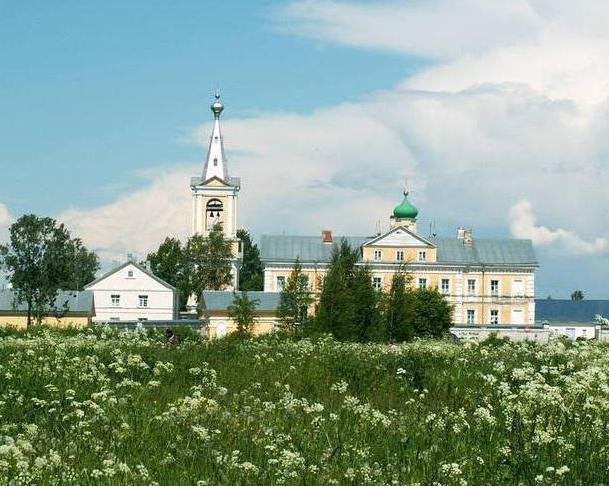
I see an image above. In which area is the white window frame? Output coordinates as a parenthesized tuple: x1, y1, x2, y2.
(418, 278, 427, 290)
(441, 278, 450, 294)
(467, 279, 476, 296)
(372, 276, 383, 291)
(373, 250, 382, 261)
(111, 294, 120, 307)
(490, 309, 499, 324)
(511, 308, 524, 325)
(139, 295, 149, 308)
(512, 278, 525, 297)
(490, 279, 500, 297)
(396, 250, 404, 262)
(418, 251, 427, 262)
(467, 309, 476, 324)
(276, 276, 286, 291)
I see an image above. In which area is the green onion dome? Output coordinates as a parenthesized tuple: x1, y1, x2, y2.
(393, 191, 418, 219)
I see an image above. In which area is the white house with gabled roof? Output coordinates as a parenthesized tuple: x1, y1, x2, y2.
(85, 261, 178, 322)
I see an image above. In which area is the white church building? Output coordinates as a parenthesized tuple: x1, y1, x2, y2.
(85, 261, 178, 322)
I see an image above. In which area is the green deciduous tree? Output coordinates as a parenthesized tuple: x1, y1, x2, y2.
(61, 239, 99, 291)
(187, 224, 234, 301)
(237, 229, 263, 291)
(410, 287, 454, 338)
(385, 272, 415, 342)
(147, 237, 191, 310)
(277, 259, 313, 334)
(0, 215, 99, 326)
(228, 292, 259, 336)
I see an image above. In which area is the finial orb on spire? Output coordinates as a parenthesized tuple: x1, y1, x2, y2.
(210, 91, 224, 118)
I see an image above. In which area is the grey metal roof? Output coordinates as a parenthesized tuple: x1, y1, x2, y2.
(536, 299, 609, 323)
(260, 234, 537, 266)
(0, 289, 94, 314)
(85, 261, 176, 292)
(259, 235, 371, 263)
(201, 291, 281, 312)
(432, 237, 537, 266)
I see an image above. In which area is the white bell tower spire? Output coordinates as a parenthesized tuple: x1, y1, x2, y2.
(203, 91, 228, 181)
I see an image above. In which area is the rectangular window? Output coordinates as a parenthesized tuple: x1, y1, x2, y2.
(139, 295, 148, 308)
(491, 279, 499, 296)
(127, 270, 134, 278)
(467, 309, 476, 324)
(396, 250, 404, 262)
(511, 309, 524, 324)
(418, 278, 427, 289)
(111, 294, 120, 307)
(372, 277, 383, 291)
(109, 317, 120, 322)
(276, 276, 286, 291)
(418, 251, 427, 262)
(467, 279, 476, 295)
(441, 278, 450, 294)
(490, 309, 499, 324)
(512, 279, 525, 297)
(374, 250, 382, 261)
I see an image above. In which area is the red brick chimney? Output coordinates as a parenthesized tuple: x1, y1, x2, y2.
(322, 230, 333, 243)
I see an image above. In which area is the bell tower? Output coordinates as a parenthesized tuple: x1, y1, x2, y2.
(191, 92, 240, 239)
(190, 92, 241, 288)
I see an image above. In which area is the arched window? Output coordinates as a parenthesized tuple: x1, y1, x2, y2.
(206, 199, 224, 230)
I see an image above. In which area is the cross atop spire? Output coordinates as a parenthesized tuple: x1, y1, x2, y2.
(203, 91, 228, 181)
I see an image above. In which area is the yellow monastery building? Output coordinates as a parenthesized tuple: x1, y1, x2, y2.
(196, 94, 538, 331)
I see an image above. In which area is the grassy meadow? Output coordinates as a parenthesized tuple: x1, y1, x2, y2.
(0, 327, 608, 485)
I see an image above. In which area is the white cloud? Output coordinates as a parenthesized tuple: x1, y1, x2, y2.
(277, 0, 541, 59)
(59, 169, 193, 261)
(509, 200, 608, 255)
(0, 203, 13, 243)
(52, 0, 609, 266)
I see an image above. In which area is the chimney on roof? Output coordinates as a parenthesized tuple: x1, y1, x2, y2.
(457, 227, 466, 239)
(322, 230, 333, 244)
(463, 229, 473, 247)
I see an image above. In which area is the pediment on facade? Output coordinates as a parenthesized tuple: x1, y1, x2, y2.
(364, 226, 436, 248)
(198, 176, 231, 187)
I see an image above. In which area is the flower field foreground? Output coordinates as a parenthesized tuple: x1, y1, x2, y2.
(1, 329, 608, 485)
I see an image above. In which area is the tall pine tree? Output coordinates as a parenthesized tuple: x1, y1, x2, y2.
(385, 272, 415, 342)
(314, 240, 384, 341)
(237, 229, 264, 291)
(277, 259, 313, 334)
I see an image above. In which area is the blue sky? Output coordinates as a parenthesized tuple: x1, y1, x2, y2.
(0, 1, 421, 214)
(2, 1, 609, 299)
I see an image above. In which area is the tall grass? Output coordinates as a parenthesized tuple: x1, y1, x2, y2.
(0, 327, 607, 484)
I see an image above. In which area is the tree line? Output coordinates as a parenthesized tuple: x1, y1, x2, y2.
(146, 227, 263, 310)
(0, 215, 99, 326)
(230, 240, 454, 342)
(1, 214, 452, 340)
